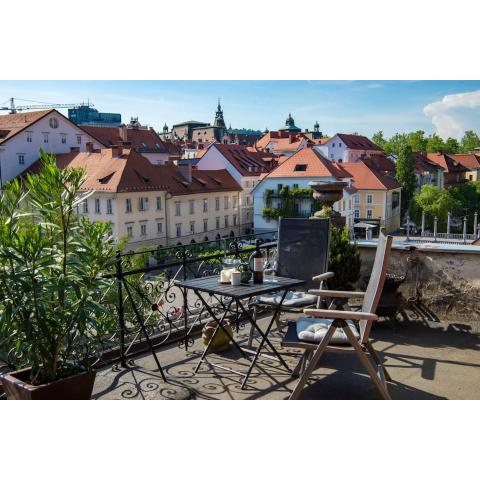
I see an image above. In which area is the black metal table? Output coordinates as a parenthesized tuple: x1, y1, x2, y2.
(175, 275, 306, 389)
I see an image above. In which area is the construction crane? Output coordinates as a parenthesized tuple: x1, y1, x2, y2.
(0, 97, 94, 114)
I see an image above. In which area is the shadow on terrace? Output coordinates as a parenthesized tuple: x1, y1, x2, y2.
(89, 235, 480, 400)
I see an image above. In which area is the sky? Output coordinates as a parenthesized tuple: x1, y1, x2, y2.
(1, 80, 480, 139)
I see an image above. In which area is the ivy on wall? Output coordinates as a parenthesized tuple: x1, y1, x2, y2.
(262, 186, 322, 220)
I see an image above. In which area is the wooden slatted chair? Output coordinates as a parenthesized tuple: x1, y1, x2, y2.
(282, 234, 393, 400)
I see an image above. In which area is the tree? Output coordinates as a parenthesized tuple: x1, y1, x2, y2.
(383, 132, 408, 156)
(414, 184, 461, 222)
(426, 134, 445, 153)
(395, 145, 417, 214)
(444, 137, 459, 154)
(406, 130, 427, 152)
(460, 130, 480, 153)
(372, 131, 386, 149)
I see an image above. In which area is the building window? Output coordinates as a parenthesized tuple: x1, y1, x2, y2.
(233, 196, 237, 209)
(216, 217, 220, 230)
(354, 209, 360, 219)
(26, 132, 32, 143)
(107, 199, 113, 215)
(233, 214, 237, 226)
(354, 194, 360, 204)
(77, 135, 82, 145)
(189, 199, 195, 214)
(127, 225, 133, 238)
(190, 221, 195, 234)
(17, 154, 25, 165)
(367, 209, 373, 219)
(157, 222, 163, 234)
(176, 223, 182, 237)
(224, 196, 229, 209)
(49, 117, 59, 129)
(367, 194, 373, 204)
(332, 143, 335, 147)
(126, 198, 132, 213)
(203, 198, 208, 212)
(139, 197, 149, 211)
(43, 133, 49, 144)
(339, 143, 342, 147)
(140, 224, 147, 236)
(175, 201, 181, 216)
(156, 196, 162, 210)
(203, 218, 208, 232)
(293, 183, 299, 189)
(277, 184, 283, 192)
(246, 211, 250, 220)
(215, 197, 220, 211)
(82, 199, 88, 213)
(224, 215, 229, 228)
(94, 198, 101, 214)
(61, 134, 67, 144)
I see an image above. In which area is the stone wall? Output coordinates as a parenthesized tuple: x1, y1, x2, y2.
(357, 242, 480, 323)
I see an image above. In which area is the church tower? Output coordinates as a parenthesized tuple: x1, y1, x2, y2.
(214, 99, 226, 129)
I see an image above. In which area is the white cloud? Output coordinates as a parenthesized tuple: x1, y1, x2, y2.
(423, 90, 480, 139)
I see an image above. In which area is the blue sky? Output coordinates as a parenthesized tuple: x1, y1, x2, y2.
(1, 80, 480, 139)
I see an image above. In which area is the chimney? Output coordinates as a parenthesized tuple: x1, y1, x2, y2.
(178, 163, 192, 182)
(70, 147, 80, 153)
(111, 146, 122, 158)
(85, 141, 94, 153)
(119, 124, 128, 142)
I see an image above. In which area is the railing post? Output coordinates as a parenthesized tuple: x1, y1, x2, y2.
(116, 252, 127, 368)
(463, 216, 467, 244)
(421, 210, 426, 237)
(474, 211, 478, 238)
(434, 216, 438, 242)
(447, 212, 451, 238)
(406, 214, 410, 241)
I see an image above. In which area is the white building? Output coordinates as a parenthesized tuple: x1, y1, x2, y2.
(314, 133, 383, 163)
(252, 147, 352, 232)
(195, 143, 277, 234)
(0, 109, 104, 185)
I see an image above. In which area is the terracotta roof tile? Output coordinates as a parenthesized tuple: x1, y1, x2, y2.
(0, 110, 54, 144)
(335, 133, 383, 151)
(265, 147, 341, 178)
(448, 153, 480, 171)
(338, 162, 400, 190)
(426, 152, 469, 173)
(211, 143, 276, 176)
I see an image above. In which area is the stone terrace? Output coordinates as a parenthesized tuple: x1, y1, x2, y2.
(92, 306, 480, 400)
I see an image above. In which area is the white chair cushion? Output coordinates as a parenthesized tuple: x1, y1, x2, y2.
(257, 291, 317, 307)
(296, 317, 359, 344)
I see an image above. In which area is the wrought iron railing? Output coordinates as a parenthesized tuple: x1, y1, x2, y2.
(102, 231, 279, 369)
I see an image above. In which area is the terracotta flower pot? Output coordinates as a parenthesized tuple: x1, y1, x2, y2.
(202, 321, 233, 353)
(1, 367, 96, 400)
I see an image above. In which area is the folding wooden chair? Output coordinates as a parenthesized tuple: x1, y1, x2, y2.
(282, 234, 393, 400)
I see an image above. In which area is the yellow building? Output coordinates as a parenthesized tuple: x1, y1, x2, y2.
(28, 146, 241, 249)
(339, 161, 402, 234)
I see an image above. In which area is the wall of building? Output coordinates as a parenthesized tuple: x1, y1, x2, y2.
(165, 191, 241, 245)
(357, 241, 480, 324)
(0, 111, 103, 184)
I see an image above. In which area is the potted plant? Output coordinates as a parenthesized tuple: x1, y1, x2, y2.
(0, 151, 117, 399)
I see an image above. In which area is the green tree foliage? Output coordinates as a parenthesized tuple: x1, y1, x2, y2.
(460, 130, 480, 153)
(395, 145, 417, 213)
(414, 184, 461, 222)
(426, 134, 446, 153)
(0, 150, 117, 384)
(327, 226, 361, 290)
(372, 131, 386, 149)
(406, 130, 427, 152)
(444, 137, 460, 153)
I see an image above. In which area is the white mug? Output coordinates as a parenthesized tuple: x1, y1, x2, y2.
(231, 270, 241, 286)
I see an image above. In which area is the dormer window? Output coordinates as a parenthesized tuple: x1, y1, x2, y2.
(294, 164, 307, 171)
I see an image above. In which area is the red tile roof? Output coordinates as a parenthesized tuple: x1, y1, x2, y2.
(335, 133, 383, 151)
(337, 162, 400, 190)
(27, 147, 240, 195)
(81, 125, 166, 151)
(0, 110, 54, 144)
(448, 153, 480, 171)
(426, 152, 469, 173)
(211, 143, 276, 176)
(265, 147, 341, 178)
(413, 152, 444, 174)
(256, 131, 310, 152)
